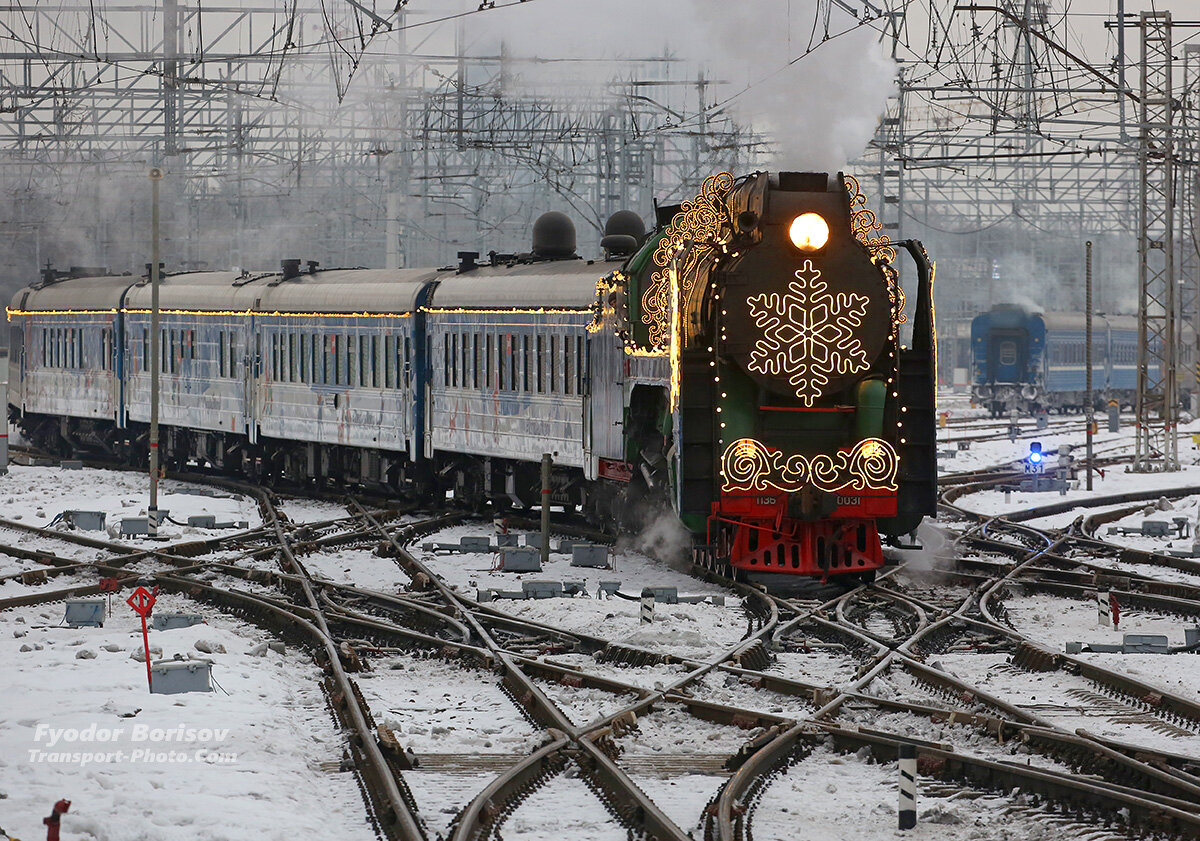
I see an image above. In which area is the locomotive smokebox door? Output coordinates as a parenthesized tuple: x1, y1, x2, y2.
(722, 176, 891, 405)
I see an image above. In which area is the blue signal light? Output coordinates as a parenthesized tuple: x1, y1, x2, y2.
(1028, 451, 1042, 463)
(1027, 441, 1043, 463)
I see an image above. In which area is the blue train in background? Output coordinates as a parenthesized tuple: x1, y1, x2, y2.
(970, 304, 1194, 416)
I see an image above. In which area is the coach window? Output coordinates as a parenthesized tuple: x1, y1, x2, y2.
(356, 334, 365, 386)
(549, 335, 559, 393)
(347, 335, 358, 386)
(576, 336, 584, 392)
(472, 331, 482, 391)
(337, 334, 345, 385)
(535, 335, 545, 393)
(402, 337, 411, 390)
(385, 336, 397, 388)
(499, 335, 508, 391)
(453, 333, 460, 388)
(521, 335, 530, 392)
(566, 333, 576, 395)
(485, 333, 494, 390)
(281, 332, 290, 382)
(458, 333, 466, 387)
(370, 335, 379, 388)
(458, 332, 465, 388)
(452, 333, 460, 388)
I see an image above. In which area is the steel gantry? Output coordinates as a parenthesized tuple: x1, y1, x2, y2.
(0, 3, 763, 291)
(1134, 11, 1178, 471)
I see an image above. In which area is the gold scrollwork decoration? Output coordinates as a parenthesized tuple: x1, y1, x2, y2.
(721, 437, 899, 494)
(640, 171, 735, 351)
(843, 173, 904, 323)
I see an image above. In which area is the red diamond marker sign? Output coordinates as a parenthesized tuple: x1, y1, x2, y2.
(127, 586, 156, 691)
(126, 586, 155, 617)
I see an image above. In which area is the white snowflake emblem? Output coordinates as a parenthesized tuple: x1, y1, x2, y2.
(746, 261, 870, 406)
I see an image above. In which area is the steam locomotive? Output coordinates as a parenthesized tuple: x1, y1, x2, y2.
(8, 170, 936, 584)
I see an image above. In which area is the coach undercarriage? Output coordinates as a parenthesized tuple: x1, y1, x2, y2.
(13, 411, 668, 540)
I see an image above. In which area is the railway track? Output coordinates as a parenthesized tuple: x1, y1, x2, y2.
(5, 436, 1200, 839)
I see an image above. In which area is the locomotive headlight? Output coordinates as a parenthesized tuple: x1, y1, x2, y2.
(788, 213, 829, 251)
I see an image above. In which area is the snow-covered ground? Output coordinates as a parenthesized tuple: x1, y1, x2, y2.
(3, 397, 1200, 840)
(934, 651, 1200, 754)
(0, 464, 261, 547)
(0, 592, 375, 841)
(753, 744, 1130, 841)
(1005, 591, 1195, 650)
(415, 523, 746, 660)
(301, 545, 412, 592)
(358, 652, 542, 755)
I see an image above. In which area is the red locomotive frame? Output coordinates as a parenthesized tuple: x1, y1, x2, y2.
(708, 483, 894, 579)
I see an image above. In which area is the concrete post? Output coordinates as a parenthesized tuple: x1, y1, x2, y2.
(898, 742, 916, 830)
(640, 588, 654, 624)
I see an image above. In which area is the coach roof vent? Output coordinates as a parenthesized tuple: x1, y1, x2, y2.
(600, 210, 645, 258)
(532, 211, 576, 259)
(281, 259, 302, 280)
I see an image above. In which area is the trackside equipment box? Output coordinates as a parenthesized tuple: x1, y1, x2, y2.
(64, 598, 106, 628)
(150, 659, 213, 694)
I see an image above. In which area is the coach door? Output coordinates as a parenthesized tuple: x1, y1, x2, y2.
(988, 329, 1027, 383)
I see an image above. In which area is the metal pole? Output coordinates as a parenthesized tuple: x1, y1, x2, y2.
(540, 453, 551, 566)
(149, 167, 163, 537)
(0, 382, 8, 475)
(1118, 0, 1126, 141)
(1086, 241, 1094, 491)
